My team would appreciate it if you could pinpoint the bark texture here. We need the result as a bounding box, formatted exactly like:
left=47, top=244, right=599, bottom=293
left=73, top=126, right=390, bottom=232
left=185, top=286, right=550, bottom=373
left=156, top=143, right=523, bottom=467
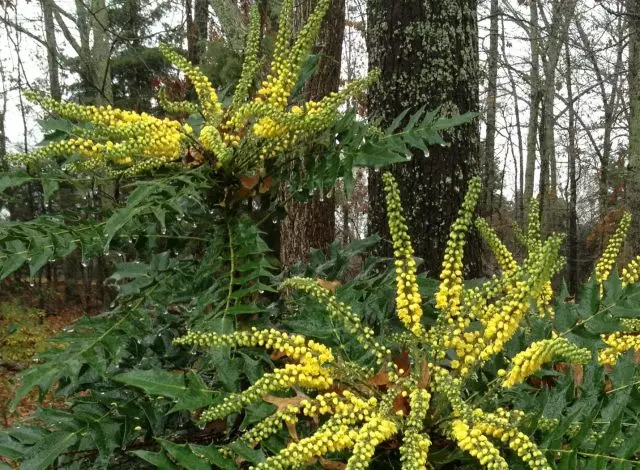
left=367, top=0, right=481, bottom=277
left=279, top=0, right=345, bottom=267
left=628, top=0, right=640, bottom=254
left=483, top=0, right=499, bottom=216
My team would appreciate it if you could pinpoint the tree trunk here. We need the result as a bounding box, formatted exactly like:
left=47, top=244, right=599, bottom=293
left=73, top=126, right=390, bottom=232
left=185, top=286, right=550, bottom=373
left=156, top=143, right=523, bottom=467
left=279, top=0, right=344, bottom=267
left=90, top=0, right=113, bottom=104
left=538, top=0, right=577, bottom=222
left=565, top=43, right=578, bottom=295
left=367, top=0, right=481, bottom=278
left=524, top=0, right=540, bottom=208
left=629, top=0, right=640, bottom=254
left=483, top=0, right=499, bottom=218
left=41, top=0, right=61, bottom=100
left=195, top=0, right=209, bottom=61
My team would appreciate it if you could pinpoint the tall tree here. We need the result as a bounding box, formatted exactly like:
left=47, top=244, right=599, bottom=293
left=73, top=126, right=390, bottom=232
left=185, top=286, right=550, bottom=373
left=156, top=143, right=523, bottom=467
left=483, top=0, right=499, bottom=217
left=367, top=0, right=481, bottom=277
left=41, top=0, right=61, bottom=100
left=279, top=0, right=345, bottom=267
left=537, top=0, right=577, bottom=220
left=565, top=42, right=578, bottom=295
left=524, top=0, right=541, bottom=208
left=628, top=0, right=640, bottom=253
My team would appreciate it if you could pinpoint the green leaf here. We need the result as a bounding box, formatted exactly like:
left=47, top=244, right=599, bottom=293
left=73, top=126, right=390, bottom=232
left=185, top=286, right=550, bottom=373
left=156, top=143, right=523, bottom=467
left=226, top=440, right=265, bottom=464
left=28, top=243, right=54, bottom=278
left=188, top=444, right=237, bottom=470
left=433, top=111, right=478, bottom=130
left=131, top=450, right=179, bottom=469
left=114, top=368, right=213, bottom=412
left=0, top=172, right=31, bottom=193
left=352, top=142, right=409, bottom=167
left=158, top=439, right=210, bottom=470
left=0, top=434, right=26, bottom=459
left=170, top=371, right=216, bottom=412
left=113, top=368, right=188, bottom=397
left=42, top=178, right=59, bottom=205
left=20, top=431, right=78, bottom=470
left=0, top=252, right=27, bottom=280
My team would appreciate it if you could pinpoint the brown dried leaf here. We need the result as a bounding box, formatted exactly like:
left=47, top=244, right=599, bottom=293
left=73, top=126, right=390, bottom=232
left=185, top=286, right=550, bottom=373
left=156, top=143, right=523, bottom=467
left=259, top=176, right=273, bottom=194
left=417, top=356, right=430, bottom=389
left=263, top=392, right=309, bottom=412
left=572, top=364, right=584, bottom=387
left=368, top=369, right=390, bottom=387
left=316, top=279, right=341, bottom=293
left=392, top=392, right=410, bottom=416
left=285, top=420, right=299, bottom=441
left=394, top=350, right=410, bottom=376
left=240, top=174, right=260, bottom=189
left=270, top=350, right=287, bottom=361
left=319, top=457, right=347, bottom=470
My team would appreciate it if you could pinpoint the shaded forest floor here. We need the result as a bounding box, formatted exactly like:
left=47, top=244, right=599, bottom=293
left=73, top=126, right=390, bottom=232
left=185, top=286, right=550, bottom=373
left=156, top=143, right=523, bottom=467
left=0, top=282, right=88, bottom=427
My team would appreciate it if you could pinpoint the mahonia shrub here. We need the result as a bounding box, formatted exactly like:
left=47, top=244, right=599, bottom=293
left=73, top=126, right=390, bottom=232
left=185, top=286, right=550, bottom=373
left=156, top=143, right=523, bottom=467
left=171, top=184, right=640, bottom=470
left=0, top=1, right=478, bottom=468
left=2, top=0, right=640, bottom=468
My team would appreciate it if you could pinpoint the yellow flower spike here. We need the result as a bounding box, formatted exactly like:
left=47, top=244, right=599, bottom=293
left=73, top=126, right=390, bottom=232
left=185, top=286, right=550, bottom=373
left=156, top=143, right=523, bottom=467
left=436, top=176, right=482, bottom=318
left=621, top=318, right=640, bottom=331
left=456, top=234, right=564, bottom=371
left=399, top=389, right=431, bottom=470
left=598, top=331, right=640, bottom=365
left=198, top=362, right=333, bottom=422
left=346, top=414, right=398, bottom=470
left=231, top=3, right=262, bottom=110
left=290, top=0, right=331, bottom=68
left=157, top=87, right=198, bottom=115
left=524, top=198, right=542, bottom=253
left=475, top=422, right=551, bottom=470
left=595, top=211, right=632, bottom=286
left=175, top=328, right=335, bottom=422
left=271, top=0, right=293, bottom=76
left=475, top=218, right=518, bottom=276
left=281, top=277, right=391, bottom=363
left=199, top=125, right=230, bottom=165
left=382, top=172, right=424, bottom=336
left=502, top=337, right=591, bottom=388
left=12, top=93, right=186, bottom=172
left=251, top=417, right=357, bottom=470
left=450, top=420, right=509, bottom=470
left=242, top=391, right=376, bottom=447
left=159, top=44, right=223, bottom=122
left=621, top=254, right=640, bottom=288
left=536, top=281, right=554, bottom=317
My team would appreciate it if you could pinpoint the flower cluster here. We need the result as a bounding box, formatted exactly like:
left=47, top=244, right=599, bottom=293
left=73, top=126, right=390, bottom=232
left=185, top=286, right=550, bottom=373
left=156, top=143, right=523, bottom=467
left=621, top=254, right=640, bottom=288
left=383, top=172, right=424, bottom=336
left=347, top=414, right=398, bottom=470
left=598, top=331, right=640, bottom=365
left=595, top=211, right=631, bottom=285
left=450, top=419, right=508, bottom=469
left=500, top=336, right=591, bottom=388
left=12, top=94, right=187, bottom=173
left=476, top=218, right=518, bottom=276
left=281, top=277, right=391, bottom=363
left=242, top=391, right=377, bottom=447
left=175, top=328, right=334, bottom=422
left=435, top=177, right=482, bottom=318
left=177, top=178, right=577, bottom=470
left=399, top=389, right=431, bottom=469
left=475, top=421, right=550, bottom=470
left=13, top=0, right=376, bottom=177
